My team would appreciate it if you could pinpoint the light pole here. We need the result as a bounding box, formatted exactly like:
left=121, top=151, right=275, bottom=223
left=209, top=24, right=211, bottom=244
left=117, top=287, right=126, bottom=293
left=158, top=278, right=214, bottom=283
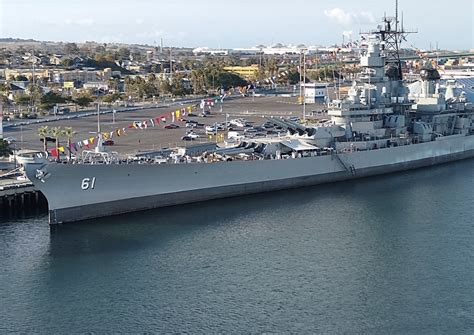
left=303, top=50, right=307, bottom=121
left=0, top=102, right=3, bottom=140
left=299, top=52, right=302, bottom=104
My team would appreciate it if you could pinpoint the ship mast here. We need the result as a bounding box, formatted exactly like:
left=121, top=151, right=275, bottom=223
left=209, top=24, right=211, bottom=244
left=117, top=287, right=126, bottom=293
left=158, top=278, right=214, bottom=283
left=361, top=0, right=414, bottom=80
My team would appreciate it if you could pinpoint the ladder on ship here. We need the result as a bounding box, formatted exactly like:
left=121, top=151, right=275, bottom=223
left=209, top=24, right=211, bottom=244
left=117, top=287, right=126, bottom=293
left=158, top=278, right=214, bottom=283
left=333, top=153, right=356, bottom=176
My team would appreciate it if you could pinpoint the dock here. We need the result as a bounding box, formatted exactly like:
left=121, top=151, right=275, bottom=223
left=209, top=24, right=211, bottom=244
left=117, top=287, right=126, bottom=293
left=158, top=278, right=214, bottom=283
left=0, top=178, right=48, bottom=218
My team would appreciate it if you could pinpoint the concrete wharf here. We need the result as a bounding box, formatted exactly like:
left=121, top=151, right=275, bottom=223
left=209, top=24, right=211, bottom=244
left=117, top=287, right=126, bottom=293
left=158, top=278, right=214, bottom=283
left=0, top=178, right=47, bottom=218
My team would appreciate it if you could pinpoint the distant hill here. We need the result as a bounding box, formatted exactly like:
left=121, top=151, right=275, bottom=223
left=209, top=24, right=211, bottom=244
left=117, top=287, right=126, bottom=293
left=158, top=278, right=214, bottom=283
left=0, top=37, right=39, bottom=43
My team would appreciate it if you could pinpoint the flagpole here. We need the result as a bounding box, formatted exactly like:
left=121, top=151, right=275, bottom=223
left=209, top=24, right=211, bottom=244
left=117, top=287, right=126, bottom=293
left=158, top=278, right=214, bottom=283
left=95, top=102, right=104, bottom=153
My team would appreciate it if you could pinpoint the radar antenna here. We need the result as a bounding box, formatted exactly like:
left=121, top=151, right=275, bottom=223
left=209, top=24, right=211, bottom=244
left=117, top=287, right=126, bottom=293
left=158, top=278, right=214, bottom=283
left=361, top=0, right=415, bottom=80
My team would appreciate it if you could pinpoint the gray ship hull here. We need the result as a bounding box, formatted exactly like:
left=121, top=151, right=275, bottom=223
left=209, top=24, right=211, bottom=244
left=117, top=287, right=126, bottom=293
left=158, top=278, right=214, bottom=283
left=24, top=134, right=474, bottom=224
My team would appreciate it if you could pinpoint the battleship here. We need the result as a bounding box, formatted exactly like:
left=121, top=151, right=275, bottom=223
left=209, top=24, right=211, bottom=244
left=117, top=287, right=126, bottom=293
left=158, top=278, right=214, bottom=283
left=24, top=10, right=474, bottom=224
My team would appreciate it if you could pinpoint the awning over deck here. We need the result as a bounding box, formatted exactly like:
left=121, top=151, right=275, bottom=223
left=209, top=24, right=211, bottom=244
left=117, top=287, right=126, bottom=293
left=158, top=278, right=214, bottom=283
left=280, top=139, right=319, bottom=151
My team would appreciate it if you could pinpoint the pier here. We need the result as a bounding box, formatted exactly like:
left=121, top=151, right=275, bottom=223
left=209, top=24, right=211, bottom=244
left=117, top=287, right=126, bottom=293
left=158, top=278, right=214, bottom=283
left=0, top=179, right=48, bottom=218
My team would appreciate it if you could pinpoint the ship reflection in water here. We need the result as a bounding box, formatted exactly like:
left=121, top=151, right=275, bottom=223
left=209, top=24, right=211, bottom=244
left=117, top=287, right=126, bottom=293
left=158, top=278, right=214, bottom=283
left=2, top=159, right=473, bottom=332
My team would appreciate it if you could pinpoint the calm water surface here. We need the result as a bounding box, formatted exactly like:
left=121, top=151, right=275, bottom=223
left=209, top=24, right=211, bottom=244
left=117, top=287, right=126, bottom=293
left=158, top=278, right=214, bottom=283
left=1, top=160, right=474, bottom=333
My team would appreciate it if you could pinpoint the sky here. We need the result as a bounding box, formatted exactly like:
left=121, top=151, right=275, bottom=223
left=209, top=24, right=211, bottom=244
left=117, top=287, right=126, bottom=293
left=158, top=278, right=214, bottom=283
left=0, top=0, right=473, bottom=51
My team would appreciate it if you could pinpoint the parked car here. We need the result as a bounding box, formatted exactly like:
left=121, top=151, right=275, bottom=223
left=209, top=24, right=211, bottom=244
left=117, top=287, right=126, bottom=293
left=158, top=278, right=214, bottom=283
left=252, top=126, right=266, bottom=132
left=262, top=122, right=275, bottom=128
left=4, top=136, right=16, bottom=144
left=185, top=120, right=199, bottom=127
left=181, top=133, right=200, bottom=141
left=163, top=123, right=180, bottom=129
left=230, top=119, right=248, bottom=128
left=205, top=128, right=218, bottom=135
left=103, top=140, right=114, bottom=146
left=40, top=136, right=56, bottom=143
left=205, top=125, right=216, bottom=132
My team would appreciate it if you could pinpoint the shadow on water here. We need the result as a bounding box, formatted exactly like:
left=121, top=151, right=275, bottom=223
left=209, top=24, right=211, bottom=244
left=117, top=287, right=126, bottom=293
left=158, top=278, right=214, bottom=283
left=46, top=158, right=474, bottom=256
left=0, top=198, right=48, bottom=224
left=47, top=182, right=333, bottom=256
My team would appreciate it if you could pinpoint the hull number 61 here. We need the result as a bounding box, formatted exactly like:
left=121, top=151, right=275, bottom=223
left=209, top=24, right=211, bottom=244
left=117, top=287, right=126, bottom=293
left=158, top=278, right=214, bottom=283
left=81, top=177, right=96, bottom=190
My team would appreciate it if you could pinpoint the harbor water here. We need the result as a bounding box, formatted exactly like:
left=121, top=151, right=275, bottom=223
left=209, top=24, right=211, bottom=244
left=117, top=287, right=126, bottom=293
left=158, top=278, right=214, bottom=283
left=1, top=160, right=474, bottom=333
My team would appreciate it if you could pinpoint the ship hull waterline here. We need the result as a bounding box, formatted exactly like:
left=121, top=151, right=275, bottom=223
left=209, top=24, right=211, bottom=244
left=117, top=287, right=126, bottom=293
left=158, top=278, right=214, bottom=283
left=24, top=136, right=474, bottom=224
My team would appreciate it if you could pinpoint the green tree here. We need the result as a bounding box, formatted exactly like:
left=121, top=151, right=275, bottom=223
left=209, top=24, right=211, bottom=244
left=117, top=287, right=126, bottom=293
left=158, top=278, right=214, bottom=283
left=102, top=93, right=121, bottom=104
left=40, top=92, right=67, bottom=111
left=170, top=74, right=190, bottom=96
left=124, top=76, right=135, bottom=98
left=95, top=45, right=106, bottom=54
left=159, top=78, right=172, bottom=96
left=0, top=140, right=12, bottom=157
left=264, top=58, right=278, bottom=78
left=27, top=83, right=43, bottom=105
left=74, top=94, right=93, bottom=107
left=107, top=78, right=120, bottom=92
left=215, top=72, right=248, bottom=91
left=131, top=51, right=145, bottom=62
left=0, top=83, right=9, bottom=94
left=60, top=58, right=74, bottom=67
left=14, top=95, right=30, bottom=106
left=118, top=47, right=130, bottom=59
left=286, top=70, right=301, bottom=85
left=190, top=69, right=206, bottom=94
left=150, top=64, right=161, bottom=73
left=0, top=95, right=9, bottom=105
left=64, top=43, right=80, bottom=55
left=50, top=126, right=64, bottom=162
left=63, top=127, right=74, bottom=161
left=38, top=126, right=50, bottom=152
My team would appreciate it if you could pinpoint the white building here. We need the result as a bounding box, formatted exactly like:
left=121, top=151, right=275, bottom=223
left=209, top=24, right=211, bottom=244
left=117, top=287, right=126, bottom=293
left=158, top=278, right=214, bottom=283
left=301, top=83, right=328, bottom=104
left=192, top=47, right=229, bottom=56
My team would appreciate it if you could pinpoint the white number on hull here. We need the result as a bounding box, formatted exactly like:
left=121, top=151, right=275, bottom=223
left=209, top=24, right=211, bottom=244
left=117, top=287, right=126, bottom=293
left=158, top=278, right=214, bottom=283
left=81, top=177, right=96, bottom=190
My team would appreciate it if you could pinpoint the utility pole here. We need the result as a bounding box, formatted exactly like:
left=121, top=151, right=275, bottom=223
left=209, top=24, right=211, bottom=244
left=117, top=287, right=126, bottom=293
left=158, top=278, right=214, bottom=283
left=303, top=50, right=306, bottom=121
left=0, top=102, right=3, bottom=140
left=169, top=47, right=173, bottom=83
left=299, top=52, right=302, bottom=103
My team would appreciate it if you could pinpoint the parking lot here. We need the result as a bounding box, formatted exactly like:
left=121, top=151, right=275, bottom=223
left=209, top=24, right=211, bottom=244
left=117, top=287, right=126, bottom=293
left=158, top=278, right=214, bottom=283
left=3, top=96, right=327, bottom=156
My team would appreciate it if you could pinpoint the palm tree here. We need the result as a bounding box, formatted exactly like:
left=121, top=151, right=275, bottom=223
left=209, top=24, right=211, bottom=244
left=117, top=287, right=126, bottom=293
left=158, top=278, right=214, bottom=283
left=63, top=127, right=74, bottom=161
left=50, top=126, right=64, bottom=162
left=38, top=126, right=50, bottom=153
left=107, top=78, right=120, bottom=93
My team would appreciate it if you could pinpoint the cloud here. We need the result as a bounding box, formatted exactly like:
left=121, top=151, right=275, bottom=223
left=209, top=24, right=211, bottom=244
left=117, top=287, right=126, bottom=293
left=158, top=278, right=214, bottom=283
left=324, top=8, right=375, bottom=26
left=342, top=30, right=353, bottom=40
